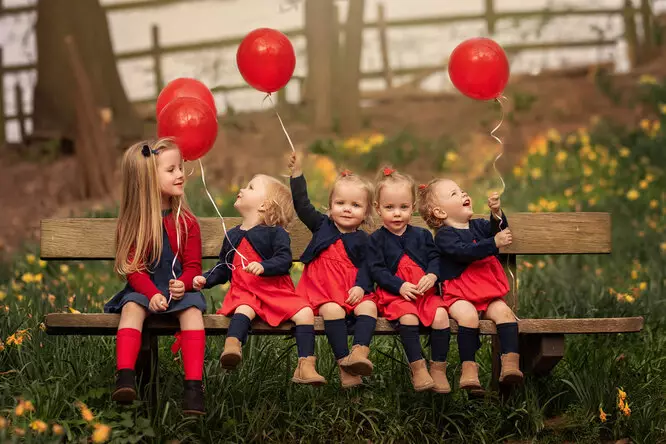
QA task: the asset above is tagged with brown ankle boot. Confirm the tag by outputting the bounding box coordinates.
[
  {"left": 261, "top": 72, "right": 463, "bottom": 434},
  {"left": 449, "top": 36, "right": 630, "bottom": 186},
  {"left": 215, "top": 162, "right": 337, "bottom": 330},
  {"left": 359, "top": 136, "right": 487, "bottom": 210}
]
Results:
[
  {"left": 459, "top": 361, "right": 482, "bottom": 391},
  {"left": 291, "top": 356, "right": 327, "bottom": 386},
  {"left": 409, "top": 359, "right": 435, "bottom": 392},
  {"left": 499, "top": 352, "right": 524, "bottom": 385},
  {"left": 340, "top": 344, "right": 373, "bottom": 376},
  {"left": 337, "top": 359, "right": 362, "bottom": 388},
  {"left": 219, "top": 337, "right": 242, "bottom": 370},
  {"left": 429, "top": 361, "right": 451, "bottom": 394}
]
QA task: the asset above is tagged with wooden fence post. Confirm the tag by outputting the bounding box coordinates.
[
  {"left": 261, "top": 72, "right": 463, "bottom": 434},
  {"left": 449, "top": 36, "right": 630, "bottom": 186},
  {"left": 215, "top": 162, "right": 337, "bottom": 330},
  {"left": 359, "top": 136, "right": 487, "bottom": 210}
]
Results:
[
  {"left": 623, "top": 0, "right": 639, "bottom": 67},
  {"left": 377, "top": 3, "right": 393, "bottom": 88},
  {"left": 339, "top": 0, "right": 365, "bottom": 134},
  {"left": 485, "top": 0, "right": 496, "bottom": 35},
  {"left": 152, "top": 24, "right": 164, "bottom": 93},
  {"left": 14, "top": 82, "right": 27, "bottom": 144},
  {"left": 0, "top": 47, "right": 5, "bottom": 147},
  {"left": 640, "top": 0, "right": 654, "bottom": 59}
]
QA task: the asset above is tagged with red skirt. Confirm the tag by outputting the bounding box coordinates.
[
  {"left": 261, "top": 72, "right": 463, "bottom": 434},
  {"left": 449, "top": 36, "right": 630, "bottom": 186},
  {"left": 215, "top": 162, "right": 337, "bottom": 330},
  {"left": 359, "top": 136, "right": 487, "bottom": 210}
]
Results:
[
  {"left": 376, "top": 254, "right": 447, "bottom": 326},
  {"left": 443, "top": 255, "right": 509, "bottom": 312},
  {"left": 216, "top": 238, "right": 310, "bottom": 327},
  {"left": 296, "top": 239, "right": 376, "bottom": 315}
]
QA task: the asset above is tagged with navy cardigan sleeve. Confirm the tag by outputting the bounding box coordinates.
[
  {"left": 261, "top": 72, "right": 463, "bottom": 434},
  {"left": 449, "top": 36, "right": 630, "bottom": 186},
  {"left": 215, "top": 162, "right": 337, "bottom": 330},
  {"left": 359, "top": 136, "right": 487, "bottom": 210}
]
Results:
[
  {"left": 290, "top": 174, "right": 327, "bottom": 232},
  {"left": 203, "top": 238, "right": 233, "bottom": 288},
  {"left": 368, "top": 237, "right": 404, "bottom": 295},
  {"left": 354, "top": 262, "right": 374, "bottom": 294},
  {"left": 435, "top": 227, "right": 498, "bottom": 264},
  {"left": 423, "top": 229, "right": 441, "bottom": 278},
  {"left": 259, "top": 227, "right": 293, "bottom": 276}
]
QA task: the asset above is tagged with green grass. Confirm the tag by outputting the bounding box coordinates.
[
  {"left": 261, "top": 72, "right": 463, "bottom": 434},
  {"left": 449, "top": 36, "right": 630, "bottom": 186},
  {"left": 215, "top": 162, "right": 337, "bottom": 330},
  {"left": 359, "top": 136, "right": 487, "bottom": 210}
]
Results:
[{"left": 1, "top": 79, "right": 666, "bottom": 443}]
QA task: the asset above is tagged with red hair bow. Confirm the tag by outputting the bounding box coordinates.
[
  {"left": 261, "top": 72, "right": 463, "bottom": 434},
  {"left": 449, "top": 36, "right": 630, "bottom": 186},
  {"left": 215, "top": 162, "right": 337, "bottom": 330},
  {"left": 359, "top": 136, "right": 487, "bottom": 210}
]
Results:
[
  {"left": 340, "top": 169, "right": 352, "bottom": 177},
  {"left": 383, "top": 167, "right": 395, "bottom": 176},
  {"left": 418, "top": 184, "right": 427, "bottom": 190}
]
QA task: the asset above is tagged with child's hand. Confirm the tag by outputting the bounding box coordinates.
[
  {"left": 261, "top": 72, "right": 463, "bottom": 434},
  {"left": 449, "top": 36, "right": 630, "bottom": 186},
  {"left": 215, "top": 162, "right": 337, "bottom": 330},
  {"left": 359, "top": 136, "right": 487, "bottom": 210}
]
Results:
[
  {"left": 193, "top": 275, "right": 206, "bottom": 291},
  {"left": 244, "top": 262, "right": 265, "bottom": 276},
  {"left": 169, "top": 279, "right": 185, "bottom": 300},
  {"left": 288, "top": 152, "right": 302, "bottom": 177},
  {"left": 488, "top": 192, "right": 502, "bottom": 218},
  {"left": 149, "top": 294, "right": 168, "bottom": 312},
  {"left": 399, "top": 282, "right": 420, "bottom": 301},
  {"left": 345, "top": 286, "right": 364, "bottom": 305},
  {"left": 416, "top": 273, "right": 437, "bottom": 294},
  {"left": 494, "top": 229, "right": 513, "bottom": 248}
]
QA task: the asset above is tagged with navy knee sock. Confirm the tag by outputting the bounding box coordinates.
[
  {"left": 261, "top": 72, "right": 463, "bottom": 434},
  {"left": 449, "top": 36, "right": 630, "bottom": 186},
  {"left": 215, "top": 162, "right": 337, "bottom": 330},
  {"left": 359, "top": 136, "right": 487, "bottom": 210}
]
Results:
[
  {"left": 399, "top": 324, "right": 422, "bottom": 363},
  {"left": 227, "top": 313, "right": 251, "bottom": 344},
  {"left": 430, "top": 327, "right": 451, "bottom": 362},
  {"left": 458, "top": 326, "right": 480, "bottom": 362},
  {"left": 353, "top": 315, "right": 376, "bottom": 347},
  {"left": 324, "top": 319, "right": 349, "bottom": 360},
  {"left": 294, "top": 324, "right": 315, "bottom": 358},
  {"left": 496, "top": 322, "right": 519, "bottom": 354}
]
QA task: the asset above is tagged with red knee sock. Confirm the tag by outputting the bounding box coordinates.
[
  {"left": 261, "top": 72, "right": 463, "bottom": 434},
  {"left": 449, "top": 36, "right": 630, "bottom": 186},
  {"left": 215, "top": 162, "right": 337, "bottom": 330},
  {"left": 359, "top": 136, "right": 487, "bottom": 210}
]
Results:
[
  {"left": 116, "top": 328, "right": 142, "bottom": 371},
  {"left": 180, "top": 330, "right": 206, "bottom": 381}
]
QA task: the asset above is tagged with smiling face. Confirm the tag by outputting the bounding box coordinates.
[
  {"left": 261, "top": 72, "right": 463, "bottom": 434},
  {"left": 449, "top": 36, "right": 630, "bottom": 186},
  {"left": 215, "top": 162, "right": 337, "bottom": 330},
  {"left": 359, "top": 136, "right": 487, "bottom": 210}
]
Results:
[
  {"left": 157, "top": 147, "right": 185, "bottom": 200},
  {"left": 234, "top": 175, "right": 269, "bottom": 216},
  {"left": 376, "top": 181, "right": 414, "bottom": 235},
  {"left": 432, "top": 179, "right": 473, "bottom": 227},
  {"left": 329, "top": 180, "right": 370, "bottom": 232}
]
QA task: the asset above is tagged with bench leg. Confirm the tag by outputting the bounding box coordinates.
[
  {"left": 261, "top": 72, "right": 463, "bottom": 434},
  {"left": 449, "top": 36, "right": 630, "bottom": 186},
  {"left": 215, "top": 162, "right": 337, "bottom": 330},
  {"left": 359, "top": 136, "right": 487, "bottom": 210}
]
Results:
[
  {"left": 136, "top": 332, "right": 158, "bottom": 407},
  {"left": 520, "top": 334, "right": 565, "bottom": 376}
]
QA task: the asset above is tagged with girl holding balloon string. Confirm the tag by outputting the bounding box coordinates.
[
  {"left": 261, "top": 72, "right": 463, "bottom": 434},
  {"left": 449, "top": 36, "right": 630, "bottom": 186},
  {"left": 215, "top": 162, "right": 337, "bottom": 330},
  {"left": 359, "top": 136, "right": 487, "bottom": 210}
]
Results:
[
  {"left": 288, "top": 152, "right": 378, "bottom": 389},
  {"left": 105, "top": 138, "right": 207, "bottom": 415},
  {"left": 192, "top": 174, "right": 327, "bottom": 386}
]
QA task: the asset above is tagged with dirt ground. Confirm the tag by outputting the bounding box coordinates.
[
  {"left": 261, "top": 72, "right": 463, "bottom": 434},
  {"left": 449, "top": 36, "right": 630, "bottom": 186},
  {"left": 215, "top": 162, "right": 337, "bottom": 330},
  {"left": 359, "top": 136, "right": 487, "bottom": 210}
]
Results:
[{"left": 0, "top": 56, "right": 661, "bottom": 256}]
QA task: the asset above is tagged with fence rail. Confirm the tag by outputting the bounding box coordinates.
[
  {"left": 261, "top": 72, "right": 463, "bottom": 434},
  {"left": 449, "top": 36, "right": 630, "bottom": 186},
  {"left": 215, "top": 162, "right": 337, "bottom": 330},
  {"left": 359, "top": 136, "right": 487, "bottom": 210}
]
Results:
[{"left": 0, "top": 0, "right": 656, "bottom": 144}]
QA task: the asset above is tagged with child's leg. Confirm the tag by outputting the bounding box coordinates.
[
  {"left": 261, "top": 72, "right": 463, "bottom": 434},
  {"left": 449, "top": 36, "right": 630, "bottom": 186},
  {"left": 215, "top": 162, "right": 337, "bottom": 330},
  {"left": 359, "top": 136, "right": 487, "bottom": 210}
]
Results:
[
  {"left": 429, "top": 307, "right": 451, "bottom": 393},
  {"left": 448, "top": 300, "right": 482, "bottom": 390},
  {"left": 341, "top": 301, "right": 377, "bottom": 376},
  {"left": 399, "top": 314, "right": 434, "bottom": 391},
  {"left": 319, "top": 302, "right": 349, "bottom": 360},
  {"left": 290, "top": 307, "right": 327, "bottom": 385},
  {"left": 220, "top": 305, "right": 256, "bottom": 370},
  {"left": 176, "top": 307, "right": 206, "bottom": 381},
  {"left": 116, "top": 302, "right": 148, "bottom": 371},
  {"left": 484, "top": 299, "right": 522, "bottom": 384}
]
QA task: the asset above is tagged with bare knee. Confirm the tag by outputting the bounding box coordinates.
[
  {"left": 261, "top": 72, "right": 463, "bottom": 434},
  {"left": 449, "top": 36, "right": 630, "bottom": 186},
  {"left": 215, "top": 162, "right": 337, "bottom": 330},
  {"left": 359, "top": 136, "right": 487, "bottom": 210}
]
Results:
[
  {"left": 400, "top": 314, "right": 419, "bottom": 326},
  {"left": 319, "top": 302, "right": 345, "bottom": 320},
  {"left": 449, "top": 301, "right": 479, "bottom": 328},
  {"left": 119, "top": 301, "right": 147, "bottom": 329},
  {"left": 178, "top": 307, "right": 204, "bottom": 330},
  {"left": 354, "top": 300, "right": 377, "bottom": 318},
  {"left": 292, "top": 306, "right": 314, "bottom": 325},
  {"left": 431, "top": 307, "right": 450, "bottom": 329},
  {"left": 485, "top": 300, "right": 515, "bottom": 324},
  {"left": 235, "top": 305, "right": 256, "bottom": 320}
]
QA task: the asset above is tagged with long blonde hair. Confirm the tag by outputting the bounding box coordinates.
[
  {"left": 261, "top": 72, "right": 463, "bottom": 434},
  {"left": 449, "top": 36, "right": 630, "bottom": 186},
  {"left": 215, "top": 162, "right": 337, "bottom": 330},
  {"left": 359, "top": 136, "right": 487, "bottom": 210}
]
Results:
[{"left": 115, "top": 138, "right": 193, "bottom": 277}]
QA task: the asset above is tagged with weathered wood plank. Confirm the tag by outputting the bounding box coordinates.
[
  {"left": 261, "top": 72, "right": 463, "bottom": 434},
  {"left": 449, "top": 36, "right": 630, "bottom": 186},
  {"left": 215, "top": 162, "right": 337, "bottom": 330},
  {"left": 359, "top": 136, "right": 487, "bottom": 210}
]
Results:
[
  {"left": 44, "top": 314, "right": 643, "bottom": 336},
  {"left": 40, "top": 213, "right": 611, "bottom": 259}
]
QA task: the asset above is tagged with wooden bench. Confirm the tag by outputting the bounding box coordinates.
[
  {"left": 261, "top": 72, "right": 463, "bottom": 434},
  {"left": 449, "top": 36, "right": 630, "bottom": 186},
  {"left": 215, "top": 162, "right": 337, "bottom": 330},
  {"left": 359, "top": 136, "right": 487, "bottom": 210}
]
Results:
[{"left": 41, "top": 213, "right": 643, "bottom": 396}]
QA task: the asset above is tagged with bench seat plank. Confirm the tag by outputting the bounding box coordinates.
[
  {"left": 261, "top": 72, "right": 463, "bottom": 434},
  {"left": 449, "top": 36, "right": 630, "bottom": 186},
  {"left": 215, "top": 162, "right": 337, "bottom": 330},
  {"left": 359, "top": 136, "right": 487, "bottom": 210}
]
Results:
[{"left": 44, "top": 313, "right": 643, "bottom": 336}]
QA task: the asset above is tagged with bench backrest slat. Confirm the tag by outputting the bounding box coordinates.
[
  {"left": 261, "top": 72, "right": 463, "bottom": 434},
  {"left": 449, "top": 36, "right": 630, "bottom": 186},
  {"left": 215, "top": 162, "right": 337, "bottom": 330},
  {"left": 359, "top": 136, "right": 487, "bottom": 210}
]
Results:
[{"left": 40, "top": 213, "right": 611, "bottom": 260}]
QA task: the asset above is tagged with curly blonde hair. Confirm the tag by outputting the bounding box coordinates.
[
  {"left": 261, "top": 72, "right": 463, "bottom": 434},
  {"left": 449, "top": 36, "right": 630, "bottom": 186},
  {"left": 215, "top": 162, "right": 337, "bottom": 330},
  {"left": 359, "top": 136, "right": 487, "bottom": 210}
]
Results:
[
  {"left": 373, "top": 165, "right": 416, "bottom": 206},
  {"left": 417, "top": 178, "right": 446, "bottom": 230},
  {"left": 328, "top": 170, "right": 374, "bottom": 227},
  {"left": 257, "top": 174, "right": 296, "bottom": 228}
]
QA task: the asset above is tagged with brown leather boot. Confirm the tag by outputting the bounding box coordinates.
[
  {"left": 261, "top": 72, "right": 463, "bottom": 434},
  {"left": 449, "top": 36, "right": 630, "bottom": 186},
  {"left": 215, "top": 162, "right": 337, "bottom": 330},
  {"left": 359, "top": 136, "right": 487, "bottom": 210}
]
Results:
[
  {"left": 409, "top": 359, "right": 435, "bottom": 392},
  {"left": 219, "top": 337, "right": 242, "bottom": 370},
  {"left": 499, "top": 352, "right": 524, "bottom": 385},
  {"left": 459, "top": 361, "right": 482, "bottom": 391},
  {"left": 340, "top": 344, "right": 373, "bottom": 376},
  {"left": 429, "top": 361, "right": 451, "bottom": 394},
  {"left": 337, "top": 359, "right": 362, "bottom": 388},
  {"left": 291, "top": 356, "right": 327, "bottom": 385}
]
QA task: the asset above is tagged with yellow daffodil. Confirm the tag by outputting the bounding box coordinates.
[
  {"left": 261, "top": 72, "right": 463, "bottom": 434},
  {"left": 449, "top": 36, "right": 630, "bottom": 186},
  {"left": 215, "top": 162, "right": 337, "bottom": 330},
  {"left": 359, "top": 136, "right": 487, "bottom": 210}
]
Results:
[
  {"left": 619, "top": 148, "right": 630, "bottom": 158},
  {"left": 368, "top": 133, "right": 385, "bottom": 146},
  {"left": 639, "top": 180, "right": 648, "bottom": 189},
  {"left": 555, "top": 151, "right": 568, "bottom": 163},
  {"left": 26, "top": 254, "right": 36, "bottom": 264},
  {"left": 639, "top": 74, "right": 657, "bottom": 85},
  {"left": 530, "top": 168, "right": 542, "bottom": 179},
  {"left": 583, "top": 184, "right": 594, "bottom": 194},
  {"left": 513, "top": 166, "right": 524, "bottom": 177},
  {"left": 445, "top": 151, "right": 459, "bottom": 163},
  {"left": 60, "top": 265, "right": 69, "bottom": 274},
  {"left": 92, "top": 423, "right": 111, "bottom": 443},
  {"left": 30, "top": 420, "right": 48, "bottom": 434},
  {"left": 0, "top": 291, "right": 5, "bottom": 301},
  {"left": 52, "top": 424, "right": 64, "bottom": 435},
  {"left": 618, "top": 388, "right": 627, "bottom": 401},
  {"left": 599, "top": 407, "right": 607, "bottom": 422},
  {"left": 39, "top": 260, "right": 47, "bottom": 268},
  {"left": 626, "top": 189, "right": 639, "bottom": 201}
]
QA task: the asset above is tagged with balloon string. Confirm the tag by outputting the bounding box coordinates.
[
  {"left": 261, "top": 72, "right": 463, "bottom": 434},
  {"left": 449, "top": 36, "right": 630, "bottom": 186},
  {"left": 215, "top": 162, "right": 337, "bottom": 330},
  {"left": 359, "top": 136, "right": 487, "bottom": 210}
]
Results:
[
  {"left": 168, "top": 199, "right": 183, "bottom": 305},
  {"left": 198, "top": 158, "right": 249, "bottom": 270},
  {"left": 264, "top": 93, "right": 296, "bottom": 152},
  {"left": 490, "top": 95, "right": 518, "bottom": 317}
]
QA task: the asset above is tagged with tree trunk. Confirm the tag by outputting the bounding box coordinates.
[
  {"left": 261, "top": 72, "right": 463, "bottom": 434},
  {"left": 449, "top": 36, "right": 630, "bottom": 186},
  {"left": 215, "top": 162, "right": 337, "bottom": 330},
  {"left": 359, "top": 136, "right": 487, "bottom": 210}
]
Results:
[
  {"left": 339, "top": 0, "right": 365, "bottom": 134},
  {"left": 304, "top": 0, "right": 334, "bottom": 130},
  {"left": 33, "top": 0, "right": 141, "bottom": 144}
]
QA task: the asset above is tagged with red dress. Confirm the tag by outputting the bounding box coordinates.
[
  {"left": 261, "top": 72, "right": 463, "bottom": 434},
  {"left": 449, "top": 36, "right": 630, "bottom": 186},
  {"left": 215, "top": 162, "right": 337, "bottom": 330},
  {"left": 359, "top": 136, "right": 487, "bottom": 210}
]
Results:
[
  {"left": 296, "top": 239, "right": 376, "bottom": 315},
  {"left": 216, "top": 238, "right": 310, "bottom": 326},
  {"left": 443, "top": 254, "right": 509, "bottom": 312},
  {"left": 376, "top": 254, "right": 447, "bottom": 326}
]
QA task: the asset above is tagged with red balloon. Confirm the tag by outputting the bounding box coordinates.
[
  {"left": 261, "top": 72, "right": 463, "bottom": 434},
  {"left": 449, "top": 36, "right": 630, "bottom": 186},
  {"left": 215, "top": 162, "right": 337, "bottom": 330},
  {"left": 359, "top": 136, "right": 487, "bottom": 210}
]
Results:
[
  {"left": 156, "top": 78, "right": 216, "bottom": 118},
  {"left": 157, "top": 97, "right": 218, "bottom": 161},
  {"left": 448, "top": 38, "right": 509, "bottom": 101},
  {"left": 237, "top": 28, "right": 295, "bottom": 94}
]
